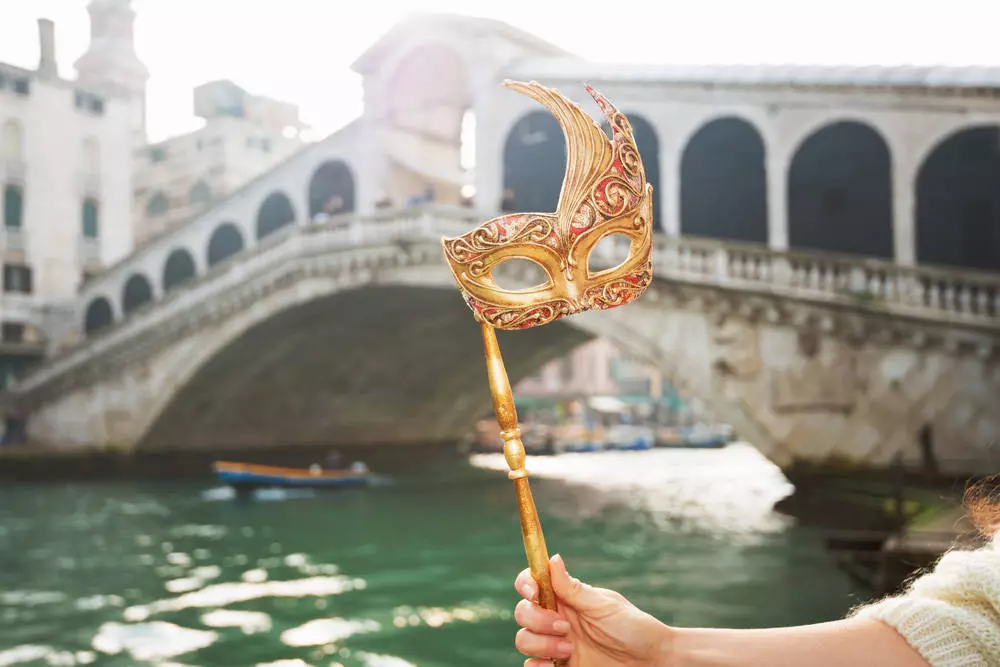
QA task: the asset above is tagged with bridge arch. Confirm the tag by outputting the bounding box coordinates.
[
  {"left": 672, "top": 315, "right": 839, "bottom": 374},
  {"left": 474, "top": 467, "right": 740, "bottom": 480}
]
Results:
[
  {"left": 788, "top": 120, "right": 893, "bottom": 258},
  {"left": 162, "top": 248, "right": 197, "bottom": 292},
  {"left": 681, "top": 116, "right": 768, "bottom": 243},
  {"left": 134, "top": 280, "right": 591, "bottom": 451},
  {"left": 916, "top": 125, "right": 1000, "bottom": 271},
  {"left": 502, "top": 110, "right": 565, "bottom": 213},
  {"left": 122, "top": 274, "right": 154, "bottom": 315},
  {"left": 256, "top": 191, "right": 296, "bottom": 241},
  {"left": 207, "top": 222, "right": 245, "bottom": 267},
  {"left": 83, "top": 297, "right": 113, "bottom": 335},
  {"left": 308, "top": 160, "right": 355, "bottom": 219}
]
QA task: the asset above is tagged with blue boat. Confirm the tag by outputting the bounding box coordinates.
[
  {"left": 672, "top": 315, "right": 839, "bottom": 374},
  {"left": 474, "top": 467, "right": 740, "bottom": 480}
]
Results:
[{"left": 212, "top": 461, "right": 372, "bottom": 491}]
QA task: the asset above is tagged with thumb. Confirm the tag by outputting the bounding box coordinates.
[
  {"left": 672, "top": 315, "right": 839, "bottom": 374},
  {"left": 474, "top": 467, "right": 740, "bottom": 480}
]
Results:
[{"left": 549, "top": 554, "right": 600, "bottom": 610}]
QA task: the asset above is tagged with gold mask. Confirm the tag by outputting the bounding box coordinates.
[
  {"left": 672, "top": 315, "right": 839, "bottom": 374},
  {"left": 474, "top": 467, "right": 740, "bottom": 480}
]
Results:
[{"left": 442, "top": 80, "right": 654, "bottom": 331}]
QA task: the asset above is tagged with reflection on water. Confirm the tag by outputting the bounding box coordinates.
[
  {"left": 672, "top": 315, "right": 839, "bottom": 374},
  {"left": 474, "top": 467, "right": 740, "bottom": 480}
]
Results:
[
  {"left": 471, "top": 444, "right": 795, "bottom": 536},
  {"left": 0, "top": 447, "right": 866, "bottom": 665}
]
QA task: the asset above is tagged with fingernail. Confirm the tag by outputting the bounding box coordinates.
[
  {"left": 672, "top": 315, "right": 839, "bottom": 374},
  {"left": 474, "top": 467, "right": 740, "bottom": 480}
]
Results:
[
  {"left": 557, "top": 640, "right": 574, "bottom": 656},
  {"left": 552, "top": 554, "right": 567, "bottom": 573},
  {"left": 553, "top": 620, "right": 571, "bottom": 634},
  {"left": 521, "top": 582, "right": 537, "bottom": 599}
]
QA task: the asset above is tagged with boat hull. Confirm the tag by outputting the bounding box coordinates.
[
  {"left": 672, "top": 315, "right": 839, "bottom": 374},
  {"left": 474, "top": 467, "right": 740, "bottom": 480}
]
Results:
[{"left": 212, "top": 462, "right": 372, "bottom": 490}]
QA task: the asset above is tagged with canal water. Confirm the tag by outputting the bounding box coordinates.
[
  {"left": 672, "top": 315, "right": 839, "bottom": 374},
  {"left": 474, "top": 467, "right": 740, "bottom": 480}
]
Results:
[{"left": 0, "top": 445, "right": 868, "bottom": 666}]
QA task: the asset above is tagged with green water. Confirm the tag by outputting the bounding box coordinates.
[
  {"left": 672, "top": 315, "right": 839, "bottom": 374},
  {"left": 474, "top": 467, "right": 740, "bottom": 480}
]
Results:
[{"left": 0, "top": 446, "right": 868, "bottom": 666}]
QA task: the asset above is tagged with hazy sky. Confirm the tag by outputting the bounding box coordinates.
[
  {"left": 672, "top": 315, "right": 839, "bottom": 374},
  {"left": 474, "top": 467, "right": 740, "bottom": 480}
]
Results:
[{"left": 2, "top": 0, "right": 1000, "bottom": 143}]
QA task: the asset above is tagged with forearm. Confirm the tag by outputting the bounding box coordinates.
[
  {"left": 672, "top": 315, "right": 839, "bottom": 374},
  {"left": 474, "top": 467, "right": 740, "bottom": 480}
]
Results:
[{"left": 665, "top": 617, "right": 929, "bottom": 667}]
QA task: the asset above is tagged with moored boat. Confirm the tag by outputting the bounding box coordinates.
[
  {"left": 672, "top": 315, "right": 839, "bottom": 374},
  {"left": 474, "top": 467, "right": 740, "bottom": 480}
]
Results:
[{"left": 212, "top": 461, "right": 372, "bottom": 491}]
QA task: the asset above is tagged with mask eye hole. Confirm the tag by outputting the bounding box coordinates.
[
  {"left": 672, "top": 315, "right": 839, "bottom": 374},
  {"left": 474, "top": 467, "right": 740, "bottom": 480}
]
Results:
[
  {"left": 588, "top": 233, "right": 633, "bottom": 275},
  {"left": 491, "top": 257, "right": 550, "bottom": 291}
]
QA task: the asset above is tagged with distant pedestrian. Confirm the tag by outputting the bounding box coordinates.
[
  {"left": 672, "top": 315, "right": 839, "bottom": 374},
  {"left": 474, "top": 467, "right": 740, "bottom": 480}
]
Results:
[{"left": 323, "top": 450, "right": 345, "bottom": 470}]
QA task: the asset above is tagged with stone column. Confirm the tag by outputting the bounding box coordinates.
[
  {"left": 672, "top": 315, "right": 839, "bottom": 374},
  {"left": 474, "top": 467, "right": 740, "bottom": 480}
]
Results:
[
  {"left": 663, "top": 149, "right": 681, "bottom": 236},
  {"left": 766, "top": 141, "right": 790, "bottom": 251},
  {"left": 356, "top": 79, "right": 387, "bottom": 216},
  {"left": 473, "top": 76, "right": 503, "bottom": 216},
  {"left": 892, "top": 150, "right": 918, "bottom": 266}
]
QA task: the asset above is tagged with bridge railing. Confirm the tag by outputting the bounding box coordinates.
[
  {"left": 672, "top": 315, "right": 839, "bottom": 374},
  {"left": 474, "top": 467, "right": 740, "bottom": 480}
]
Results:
[
  {"left": 650, "top": 236, "right": 1000, "bottom": 328},
  {"left": 20, "top": 208, "right": 1000, "bottom": 393},
  {"left": 23, "top": 209, "right": 479, "bottom": 389}
]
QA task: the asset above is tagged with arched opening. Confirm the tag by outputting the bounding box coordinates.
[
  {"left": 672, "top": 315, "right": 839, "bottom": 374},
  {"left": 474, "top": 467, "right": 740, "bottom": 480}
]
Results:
[
  {"left": 147, "top": 191, "right": 169, "bottom": 218},
  {"left": 207, "top": 222, "right": 244, "bottom": 267},
  {"left": 81, "top": 198, "right": 99, "bottom": 238},
  {"left": 383, "top": 43, "right": 470, "bottom": 207},
  {"left": 1, "top": 120, "right": 23, "bottom": 160},
  {"left": 788, "top": 121, "right": 893, "bottom": 258},
  {"left": 502, "top": 111, "right": 565, "bottom": 213},
  {"left": 122, "top": 274, "right": 153, "bottom": 314},
  {"left": 308, "top": 161, "right": 355, "bottom": 219},
  {"left": 255, "top": 191, "right": 295, "bottom": 240},
  {"left": 681, "top": 117, "right": 768, "bottom": 243},
  {"left": 82, "top": 137, "right": 99, "bottom": 174},
  {"left": 189, "top": 179, "right": 211, "bottom": 206},
  {"left": 162, "top": 248, "right": 196, "bottom": 292},
  {"left": 83, "top": 297, "right": 113, "bottom": 335},
  {"left": 916, "top": 126, "right": 1000, "bottom": 271}
]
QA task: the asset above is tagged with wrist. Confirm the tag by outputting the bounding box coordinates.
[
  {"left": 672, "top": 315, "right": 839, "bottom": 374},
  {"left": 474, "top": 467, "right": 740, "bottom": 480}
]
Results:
[
  {"left": 658, "top": 626, "right": 724, "bottom": 667},
  {"left": 656, "top": 622, "right": 682, "bottom": 667}
]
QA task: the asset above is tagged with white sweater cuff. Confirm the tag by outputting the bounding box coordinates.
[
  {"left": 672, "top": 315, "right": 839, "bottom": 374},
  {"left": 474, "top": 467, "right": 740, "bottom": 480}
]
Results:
[{"left": 854, "top": 597, "right": 989, "bottom": 667}]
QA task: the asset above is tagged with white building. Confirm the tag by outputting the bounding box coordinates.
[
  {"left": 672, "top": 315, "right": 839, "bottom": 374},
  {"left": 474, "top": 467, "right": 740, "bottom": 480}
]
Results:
[
  {"left": 132, "top": 80, "right": 308, "bottom": 246},
  {"left": 0, "top": 1, "right": 144, "bottom": 384}
]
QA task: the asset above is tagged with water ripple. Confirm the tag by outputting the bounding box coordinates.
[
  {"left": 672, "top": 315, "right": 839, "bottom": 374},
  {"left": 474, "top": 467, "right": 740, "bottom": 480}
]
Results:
[{"left": 124, "top": 575, "right": 365, "bottom": 621}]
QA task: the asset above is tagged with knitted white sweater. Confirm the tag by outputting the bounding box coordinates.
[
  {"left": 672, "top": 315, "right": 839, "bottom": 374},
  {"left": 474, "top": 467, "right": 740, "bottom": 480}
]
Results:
[{"left": 852, "top": 536, "right": 1000, "bottom": 667}]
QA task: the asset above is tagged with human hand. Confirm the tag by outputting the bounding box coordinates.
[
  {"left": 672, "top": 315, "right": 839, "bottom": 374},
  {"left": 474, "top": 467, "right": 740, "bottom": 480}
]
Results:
[{"left": 513, "top": 554, "right": 673, "bottom": 667}]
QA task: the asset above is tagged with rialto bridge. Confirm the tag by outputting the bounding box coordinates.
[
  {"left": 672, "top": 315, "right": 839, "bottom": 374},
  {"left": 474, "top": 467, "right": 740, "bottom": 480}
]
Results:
[{"left": 5, "top": 15, "right": 1000, "bottom": 473}]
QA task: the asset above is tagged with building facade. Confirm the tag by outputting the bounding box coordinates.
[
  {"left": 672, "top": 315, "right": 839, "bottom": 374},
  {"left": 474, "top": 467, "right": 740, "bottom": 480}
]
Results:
[
  {"left": 131, "top": 80, "right": 308, "bottom": 246},
  {"left": 0, "top": 3, "right": 142, "bottom": 385}
]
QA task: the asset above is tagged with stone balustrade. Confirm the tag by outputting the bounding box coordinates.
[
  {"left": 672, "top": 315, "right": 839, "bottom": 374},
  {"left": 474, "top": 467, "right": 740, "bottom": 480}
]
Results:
[
  {"left": 652, "top": 235, "right": 1000, "bottom": 328},
  {"left": 18, "top": 207, "right": 1000, "bottom": 396}
]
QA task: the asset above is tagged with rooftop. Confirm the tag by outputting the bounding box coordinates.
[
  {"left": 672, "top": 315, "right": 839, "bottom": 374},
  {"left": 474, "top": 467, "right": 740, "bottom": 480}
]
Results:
[{"left": 501, "top": 60, "right": 1000, "bottom": 91}]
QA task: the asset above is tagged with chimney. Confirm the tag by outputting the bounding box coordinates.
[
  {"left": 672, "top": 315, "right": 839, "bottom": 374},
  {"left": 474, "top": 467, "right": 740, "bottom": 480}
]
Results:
[{"left": 37, "top": 18, "right": 57, "bottom": 79}]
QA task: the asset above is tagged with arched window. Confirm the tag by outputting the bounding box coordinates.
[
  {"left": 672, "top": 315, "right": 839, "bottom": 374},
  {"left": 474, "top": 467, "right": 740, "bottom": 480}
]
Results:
[
  {"left": 189, "top": 179, "right": 211, "bottom": 205},
  {"left": 917, "top": 126, "right": 1000, "bottom": 271},
  {"left": 121, "top": 274, "right": 153, "bottom": 314},
  {"left": 81, "top": 198, "right": 99, "bottom": 238},
  {"left": 207, "top": 222, "right": 244, "bottom": 266},
  {"left": 1, "top": 121, "right": 22, "bottom": 160},
  {"left": 162, "top": 248, "right": 196, "bottom": 291},
  {"left": 83, "top": 297, "right": 113, "bottom": 335},
  {"left": 308, "top": 162, "right": 355, "bottom": 219},
  {"left": 146, "top": 191, "right": 169, "bottom": 217},
  {"left": 788, "top": 121, "right": 893, "bottom": 258},
  {"left": 3, "top": 185, "right": 23, "bottom": 229},
  {"left": 255, "top": 191, "right": 295, "bottom": 240},
  {"left": 681, "top": 117, "right": 768, "bottom": 243},
  {"left": 502, "top": 111, "right": 565, "bottom": 213}
]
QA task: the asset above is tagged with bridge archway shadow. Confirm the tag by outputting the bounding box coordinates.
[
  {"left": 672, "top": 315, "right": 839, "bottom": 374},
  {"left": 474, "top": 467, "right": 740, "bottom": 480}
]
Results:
[
  {"left": 139, "top": 286, "right": 591, "bottom": 451},
  {"left": 917, "top": 125, "right": 1000, "bottom": 271},
  {"left": 788, "top": 121, "right": 893, "bottom": 258},
  {"left": 681, "top": 116, "right": 768, "bottom": 243}
]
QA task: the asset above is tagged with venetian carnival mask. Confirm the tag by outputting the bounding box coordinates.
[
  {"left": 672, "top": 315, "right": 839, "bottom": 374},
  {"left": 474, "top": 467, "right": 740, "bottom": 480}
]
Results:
[{"left": 442, "top": 80, "right": 654, "bottom": 331}]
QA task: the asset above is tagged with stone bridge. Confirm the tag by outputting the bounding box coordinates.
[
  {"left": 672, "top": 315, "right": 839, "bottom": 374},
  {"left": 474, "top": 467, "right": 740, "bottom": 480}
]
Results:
[
  {"left": 8, "top": 206, "right": 1000, "bottom": 473},
  {"left": 8, "top": 15, "right": 1000, "bottom": 473}
]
